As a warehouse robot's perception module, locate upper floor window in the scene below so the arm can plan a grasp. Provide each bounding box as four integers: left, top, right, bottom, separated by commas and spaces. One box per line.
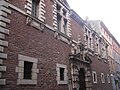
95, 37, 100, 54
89, 38, 92, 48
63, 9, 67, 16
57, 13, 62, 31
32, 0, 40, 17
96, 43, 99, 52
84, 28, 93, 49
57, 3, 68, 34
63, 19, 67, 34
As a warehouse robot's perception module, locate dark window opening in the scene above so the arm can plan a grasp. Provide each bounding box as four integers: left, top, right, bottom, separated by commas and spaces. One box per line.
93, 73, 96, 82
90, 38, 91, 48
86, 35, 88, 41
57, 4, 61, 12
57, 13, 61, 31
85, 28, 87, 33
60, 67, 64, 81
96, 44, 98, 51
63, 19, 67, 34
32, 0, 39, 17
88, 31, 90, 36
24, 61, 33, 79
63, 9, 67, 16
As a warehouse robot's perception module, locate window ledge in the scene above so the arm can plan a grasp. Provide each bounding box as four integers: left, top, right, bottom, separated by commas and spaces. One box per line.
93, 82, 97, 84
26, 16, 45, 32
57, 80, 68, 84
26, 15, 56, 32
54, 31, 71, 44
17, 79, 37, 85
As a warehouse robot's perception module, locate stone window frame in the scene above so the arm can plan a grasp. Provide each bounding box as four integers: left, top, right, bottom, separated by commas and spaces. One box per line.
56, 63, 68, 84
95, 37, 100, 54
25, 0, 46, 22
92, 71, 97, 84
84, 26, 93, 50
101, 73, 105, 83
16, 54, 39, 85
56, 2, 69, 35
107, 74, 110, 83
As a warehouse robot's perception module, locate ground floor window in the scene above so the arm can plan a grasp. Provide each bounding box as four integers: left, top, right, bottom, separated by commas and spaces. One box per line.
24, 61, 33, 79
101, 73, 105, 83
92, 71, 97, 84
107, 74, 110, 83
16, 54, 39, 85
56, 63, 68, 84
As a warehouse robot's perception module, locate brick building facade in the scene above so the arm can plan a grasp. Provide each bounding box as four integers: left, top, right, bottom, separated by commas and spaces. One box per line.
0, 0, 115, 90
88, 20, 120, 90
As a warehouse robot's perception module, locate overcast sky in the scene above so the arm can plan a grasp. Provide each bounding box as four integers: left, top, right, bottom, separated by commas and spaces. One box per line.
67, 0, 120, 43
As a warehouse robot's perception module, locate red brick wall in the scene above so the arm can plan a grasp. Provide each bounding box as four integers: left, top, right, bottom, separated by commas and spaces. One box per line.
90, 56, 112, 90
8, 0, 26, 11
2, 7, 71, 90
44, 0, 54, 27
1, 1, 113, 90
70, 18, 84, 42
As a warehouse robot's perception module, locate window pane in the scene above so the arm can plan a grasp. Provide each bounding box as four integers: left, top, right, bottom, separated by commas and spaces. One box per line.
24, 61, 33, 79
32, 0, 39, 17
93, 73, 96, 82
57, 4, 61, 12
63, 19, 67, 34
60, 68, 65, 81
57, 13, 61, 31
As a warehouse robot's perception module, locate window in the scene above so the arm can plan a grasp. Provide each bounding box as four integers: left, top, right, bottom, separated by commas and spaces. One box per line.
56, 3, 68, 35
85, 28, 87, 34
24, 61, 33, 79
56, 63, 68, 84
60, 68, 65, 81
96, 43, 98, 52
16, 55, 39, 85
63, 9, 67, 16
86, 35, 88, 41
92, 71, 97, 84
89, 38, 92, 48
101, 73, 105, 83
57, 4, 61, 12
32, 0, 39, 17
107, 74, 110, 83
57, 13, 61, 31
84, 28, 93, 49
63, 19, 67, 34
88, 31, 90, 37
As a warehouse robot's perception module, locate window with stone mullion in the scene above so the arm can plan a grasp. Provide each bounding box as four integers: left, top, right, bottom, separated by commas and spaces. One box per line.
32, 0, 39, 17
56, 3, 68, 35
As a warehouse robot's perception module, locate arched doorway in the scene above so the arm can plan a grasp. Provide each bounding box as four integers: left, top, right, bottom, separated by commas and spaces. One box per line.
79, 68, 86, 90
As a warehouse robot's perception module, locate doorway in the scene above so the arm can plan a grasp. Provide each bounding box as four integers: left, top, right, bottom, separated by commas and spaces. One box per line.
79, 68, 86, 90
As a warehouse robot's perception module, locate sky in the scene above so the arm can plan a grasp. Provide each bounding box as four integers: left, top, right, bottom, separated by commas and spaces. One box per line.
67, 0, 120, 43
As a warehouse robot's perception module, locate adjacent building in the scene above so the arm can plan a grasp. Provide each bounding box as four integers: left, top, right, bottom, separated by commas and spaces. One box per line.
88, 20, 120, 90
